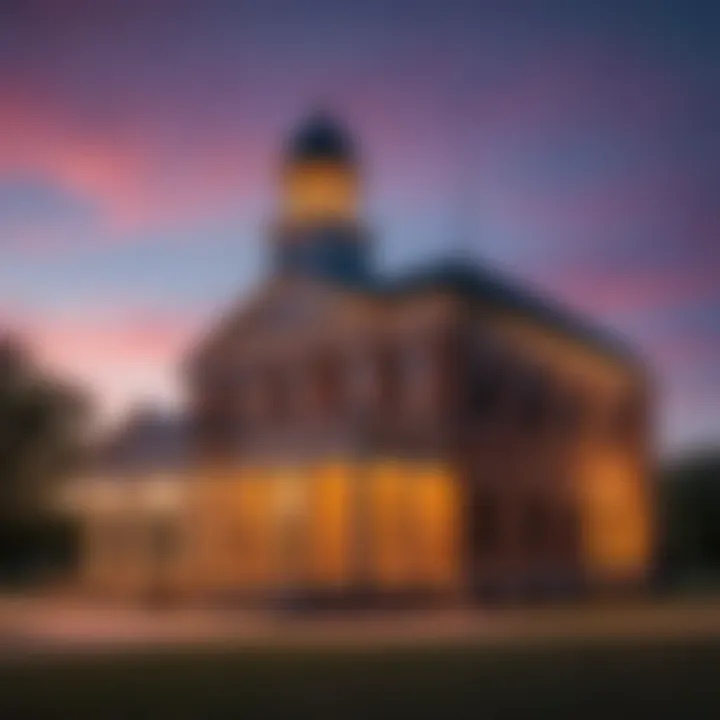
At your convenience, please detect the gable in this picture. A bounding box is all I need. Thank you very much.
[183,275,377,382]
[388,258,638,368]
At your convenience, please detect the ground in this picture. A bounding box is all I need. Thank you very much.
[1,596,720,717]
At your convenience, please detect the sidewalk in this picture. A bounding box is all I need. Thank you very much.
[2,595,720,658]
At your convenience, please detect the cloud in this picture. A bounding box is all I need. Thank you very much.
[3,306,205,420]
[0,83,268,238]
[542,266,720,318]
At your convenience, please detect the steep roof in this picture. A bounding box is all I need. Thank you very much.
[381,258,638,366]
[185,256,639,379]
[96,406,189,474]
[286,111,356,164]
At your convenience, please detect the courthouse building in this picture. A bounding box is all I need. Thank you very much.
[71,114,654,604]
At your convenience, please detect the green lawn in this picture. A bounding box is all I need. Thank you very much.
[2,636,720,718]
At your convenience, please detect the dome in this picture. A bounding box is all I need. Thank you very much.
[287,111,356,164]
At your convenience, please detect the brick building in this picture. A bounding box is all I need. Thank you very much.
[72,114,654,605]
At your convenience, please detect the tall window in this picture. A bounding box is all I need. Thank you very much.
[375,344,401,412]
[403,338,438,415]
[243,365,292,426]
[468,360,506,421]
[554,500,580,559]
[347,349,376,414]
[150,517,179,565]
[558,387,588,441]
[311,350,344,417]
[609,391,644,447]
[517,372,549,435]
[520,493,548,559]
[101,517,134,568]
[198,365,239,446]
[471,488,501,560]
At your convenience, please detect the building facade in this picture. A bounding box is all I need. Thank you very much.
[72,114,654,605]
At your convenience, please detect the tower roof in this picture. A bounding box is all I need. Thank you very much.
[287,111,355,164]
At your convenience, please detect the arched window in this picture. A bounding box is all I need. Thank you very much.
[558,387,588,440]
[468,359,506,421]
[149,517,180,565]
[554,500,581,559]
[196,367,240,449]
[609,390,645,446]
[520,493,549,558]
[403,336,439,415]
[310,349,345,417]
[345,348,376,414]
[244,364,291,426]
[375,343,402,412]
[471,487,501,559]
[517,371,550,435]
[101,517,135,567]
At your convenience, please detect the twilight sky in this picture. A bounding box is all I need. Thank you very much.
[0,0,718,455]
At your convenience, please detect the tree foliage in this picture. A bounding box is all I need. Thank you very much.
[0,334,89,523]
[659,450,720,588]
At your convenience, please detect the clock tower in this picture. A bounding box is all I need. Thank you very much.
[272,112,371,285]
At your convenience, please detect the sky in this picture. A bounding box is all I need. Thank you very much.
[0,0,718,456]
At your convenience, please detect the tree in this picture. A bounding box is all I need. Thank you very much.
[659,451,720,589]
[0,334,90,524]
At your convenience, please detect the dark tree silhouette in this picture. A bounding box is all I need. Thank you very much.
[0,334,90,582]
[0,334,89,520]
[660,451,720,589]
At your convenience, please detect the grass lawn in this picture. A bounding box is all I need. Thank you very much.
[1,634,720,718]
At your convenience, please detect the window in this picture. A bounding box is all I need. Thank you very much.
[609,391,644,446]
[517,372,549,434]
[375,344,401,411]
[101,518,134,567]
[554,501,580,558]
[558,388,588,440]
[471,488,501,559]
[267,367,288,421]
[150,518,179,565]
[311,350,344,416]
[245,365,292,425]
[468,361,506,421]
[403,339,438,414]
[242,366,267,422]
[520,493,548,558]
[347,350,376,412]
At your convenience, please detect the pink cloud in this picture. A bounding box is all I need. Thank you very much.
[0,84,269,235]
[3,306,206,420]
[542,266,720,317]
